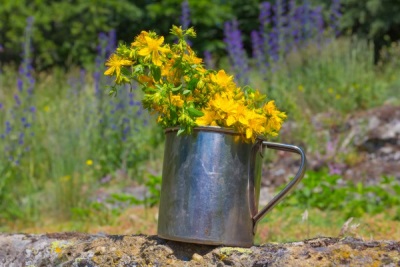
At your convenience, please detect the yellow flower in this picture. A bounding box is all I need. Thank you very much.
[104,54,133,83]
[196,110,218,126]
[104,26,287,142]
[183,50,203,65]
[210,93,237,117]
[138,75,155,88]
[131,31,149,48]
[86,159,93,166]
[138,36,170,66]
[263,100,277,115]
[170,94,184,108]
[211,70,235,91]
[60,175,71,182]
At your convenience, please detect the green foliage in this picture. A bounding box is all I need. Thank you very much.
[340,0,400,61]
[246,37,397,123]
[0,0,237,69]
[0,67,162,222]
[143,174,162,207]
[0,0,142,69]
[278,170,400,219]
[145,0,233,57]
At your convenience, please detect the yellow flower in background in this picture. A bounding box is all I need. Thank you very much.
[60,175,71,183]
[298,85,304,92]
[44,105,50,112]
[86,159,93,166]
[138,36,170,66]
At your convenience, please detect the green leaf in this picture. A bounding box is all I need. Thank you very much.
[188,78,199,91]
[187,107,204,117]
[171,84,183,92]
[183,89,191,95]
[151,66,161,81]
[177,128,185,136]
[133,64,144,74]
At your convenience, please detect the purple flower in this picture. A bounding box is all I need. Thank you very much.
[330,0,341,36]
[203,50,214,69]
[259,2,271,33]
[251,30,264,68]
[5,121,11,134]
[14,94,21,106]
[180,0,191,30]
[17,78,24,92]
[18,132,24,145]
[259,2,271,54]
[311,6,324,45]
[107,29,117,57]
[223,19,249,85]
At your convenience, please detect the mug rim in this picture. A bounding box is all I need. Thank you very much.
[164,126,268,141]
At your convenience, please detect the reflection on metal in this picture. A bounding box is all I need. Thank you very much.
[157,127,307,247]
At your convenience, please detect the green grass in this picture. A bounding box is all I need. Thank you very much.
[0,67,162,224]
[0,36,399,233]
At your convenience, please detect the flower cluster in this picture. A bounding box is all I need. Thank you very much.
[104,25,286,142]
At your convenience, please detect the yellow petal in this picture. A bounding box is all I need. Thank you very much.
[104,67,115,76]
[138,47,151,56]
[246,128,253,139]
[226,116,236,126]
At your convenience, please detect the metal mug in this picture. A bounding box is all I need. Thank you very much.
[157,126,306,247]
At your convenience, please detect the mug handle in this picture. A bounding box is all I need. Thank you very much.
[252,141,307,225]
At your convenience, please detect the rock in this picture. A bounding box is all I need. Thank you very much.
[0,233,399,266]
[263,104,400,187]
[192,253,203,262]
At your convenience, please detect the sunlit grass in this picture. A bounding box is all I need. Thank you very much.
[4,206,399,244]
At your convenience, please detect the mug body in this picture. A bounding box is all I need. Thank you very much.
[157,127,262,247]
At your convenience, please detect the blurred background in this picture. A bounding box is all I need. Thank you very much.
[0,0,399,243]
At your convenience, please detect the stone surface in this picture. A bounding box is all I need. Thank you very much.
[1,233,399,266]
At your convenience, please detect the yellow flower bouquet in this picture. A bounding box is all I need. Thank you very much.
[104,26,286,142]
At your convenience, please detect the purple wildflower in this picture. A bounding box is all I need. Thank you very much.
[223,19,249,85]
[203,50,214,69]
[300,0,311,43]
[311,6,324,45]
[259,2,271,33]
[5,121,11,134]
[251,30,264,69]
[14,94,21,106]
[285,0,297,52]
[107,29,117,57]
[330,0,341,36]
[180,0,191,30]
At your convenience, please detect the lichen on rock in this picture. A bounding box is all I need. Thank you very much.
[1,233,399,266]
